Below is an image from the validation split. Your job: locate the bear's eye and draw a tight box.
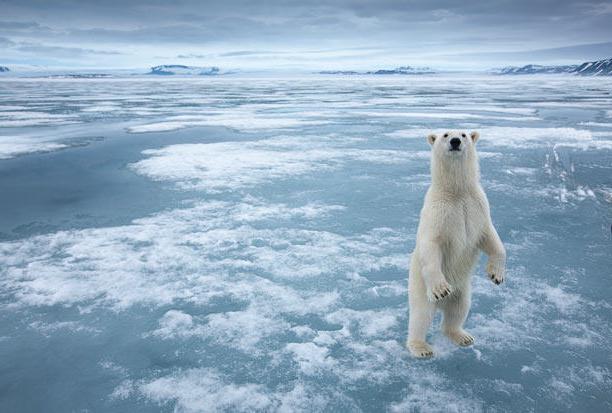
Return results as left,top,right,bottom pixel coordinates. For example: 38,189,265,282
461,133,466,138
443,133,449,138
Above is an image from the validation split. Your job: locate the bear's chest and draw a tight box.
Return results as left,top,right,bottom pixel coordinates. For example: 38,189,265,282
438,197,486,248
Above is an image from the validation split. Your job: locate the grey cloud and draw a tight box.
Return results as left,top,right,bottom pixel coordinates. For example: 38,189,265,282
16,43,123,57
439,41,612,63
177,53,211,59
0,37,17,48
219,51,278,57
0,20,43,30
1,37,124,59
0,1,611,68
178,47,385,60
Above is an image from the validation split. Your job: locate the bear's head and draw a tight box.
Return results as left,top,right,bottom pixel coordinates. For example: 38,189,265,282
426,130,480,191
427,130,479,158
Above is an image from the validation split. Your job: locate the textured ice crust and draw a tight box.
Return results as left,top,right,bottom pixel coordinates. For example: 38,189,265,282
1,75,611,411
131,135,429,191
388,127,612,150
1,199,401,310
0,139,68,159
1,74,611,159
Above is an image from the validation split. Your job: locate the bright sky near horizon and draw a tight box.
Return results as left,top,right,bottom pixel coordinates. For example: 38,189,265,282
1,0,612,70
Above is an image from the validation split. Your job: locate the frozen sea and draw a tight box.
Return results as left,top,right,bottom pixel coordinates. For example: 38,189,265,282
0,75,610,412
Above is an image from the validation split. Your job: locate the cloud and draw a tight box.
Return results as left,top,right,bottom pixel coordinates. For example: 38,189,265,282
0,20,49,32
1,1,612,68
438,41,612,64
0,37,16,48
220,50,276,57
15,42,123,57
177,53,211,59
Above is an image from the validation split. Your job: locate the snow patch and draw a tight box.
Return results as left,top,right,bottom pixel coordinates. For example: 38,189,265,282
131,135,427,192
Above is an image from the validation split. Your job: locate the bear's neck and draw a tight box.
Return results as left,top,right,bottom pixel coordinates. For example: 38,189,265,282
430,154,480,195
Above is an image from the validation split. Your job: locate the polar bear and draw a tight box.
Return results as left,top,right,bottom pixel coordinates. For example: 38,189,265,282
407,130,506,358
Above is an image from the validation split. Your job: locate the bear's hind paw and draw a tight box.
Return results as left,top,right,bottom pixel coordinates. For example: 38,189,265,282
445,330,475,347
407,341,434,358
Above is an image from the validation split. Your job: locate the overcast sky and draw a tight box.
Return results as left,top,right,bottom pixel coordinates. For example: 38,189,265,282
1,0,612,70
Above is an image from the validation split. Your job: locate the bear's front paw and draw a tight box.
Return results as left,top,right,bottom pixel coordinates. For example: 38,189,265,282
486,260,505,285
427,279,453,302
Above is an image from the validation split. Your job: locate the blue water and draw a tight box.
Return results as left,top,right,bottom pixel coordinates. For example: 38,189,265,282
0,75,610,412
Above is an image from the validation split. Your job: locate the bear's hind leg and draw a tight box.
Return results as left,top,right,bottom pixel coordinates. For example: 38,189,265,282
407,286,436,358
441,287,474,347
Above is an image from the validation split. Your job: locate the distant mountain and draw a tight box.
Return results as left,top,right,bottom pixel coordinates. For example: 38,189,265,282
0,66,10,73
497,64,577,74
368,66,435,75
45,73,114,78
574,58,612,75
318,70,360,75
148,65,220,75
496,58,612,76
319,66,436,75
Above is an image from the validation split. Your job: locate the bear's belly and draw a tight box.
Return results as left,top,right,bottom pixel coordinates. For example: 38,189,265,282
438,208,484,284
440,243,480,285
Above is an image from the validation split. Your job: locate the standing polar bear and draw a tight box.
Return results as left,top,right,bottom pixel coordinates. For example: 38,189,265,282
407,130,506,358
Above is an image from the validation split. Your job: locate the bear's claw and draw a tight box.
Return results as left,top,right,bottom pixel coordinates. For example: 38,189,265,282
486,260,505,285
445,330,475,347
407,341,434,358
428,279,453,302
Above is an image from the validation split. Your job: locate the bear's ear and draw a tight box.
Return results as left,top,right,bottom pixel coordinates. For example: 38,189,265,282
427,134,437,145
470,131,480,143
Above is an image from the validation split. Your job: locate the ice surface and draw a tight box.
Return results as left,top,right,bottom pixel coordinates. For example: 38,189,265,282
127,113,330,133
0,75,611,412
0,138,68,159
131,136,429,191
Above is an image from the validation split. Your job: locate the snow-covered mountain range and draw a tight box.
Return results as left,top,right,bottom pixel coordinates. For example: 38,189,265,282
497,58,612,75
367,66,435,75
2,59,611,77
319,66,436,75
318,70,360,75
148,65,220,75
573,58,612,75
497,64,576,74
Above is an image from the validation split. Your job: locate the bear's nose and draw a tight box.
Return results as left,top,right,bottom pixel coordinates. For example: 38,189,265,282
450,137,461,149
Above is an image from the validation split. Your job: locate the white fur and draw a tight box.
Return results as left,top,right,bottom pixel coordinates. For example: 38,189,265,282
407,130,506,358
